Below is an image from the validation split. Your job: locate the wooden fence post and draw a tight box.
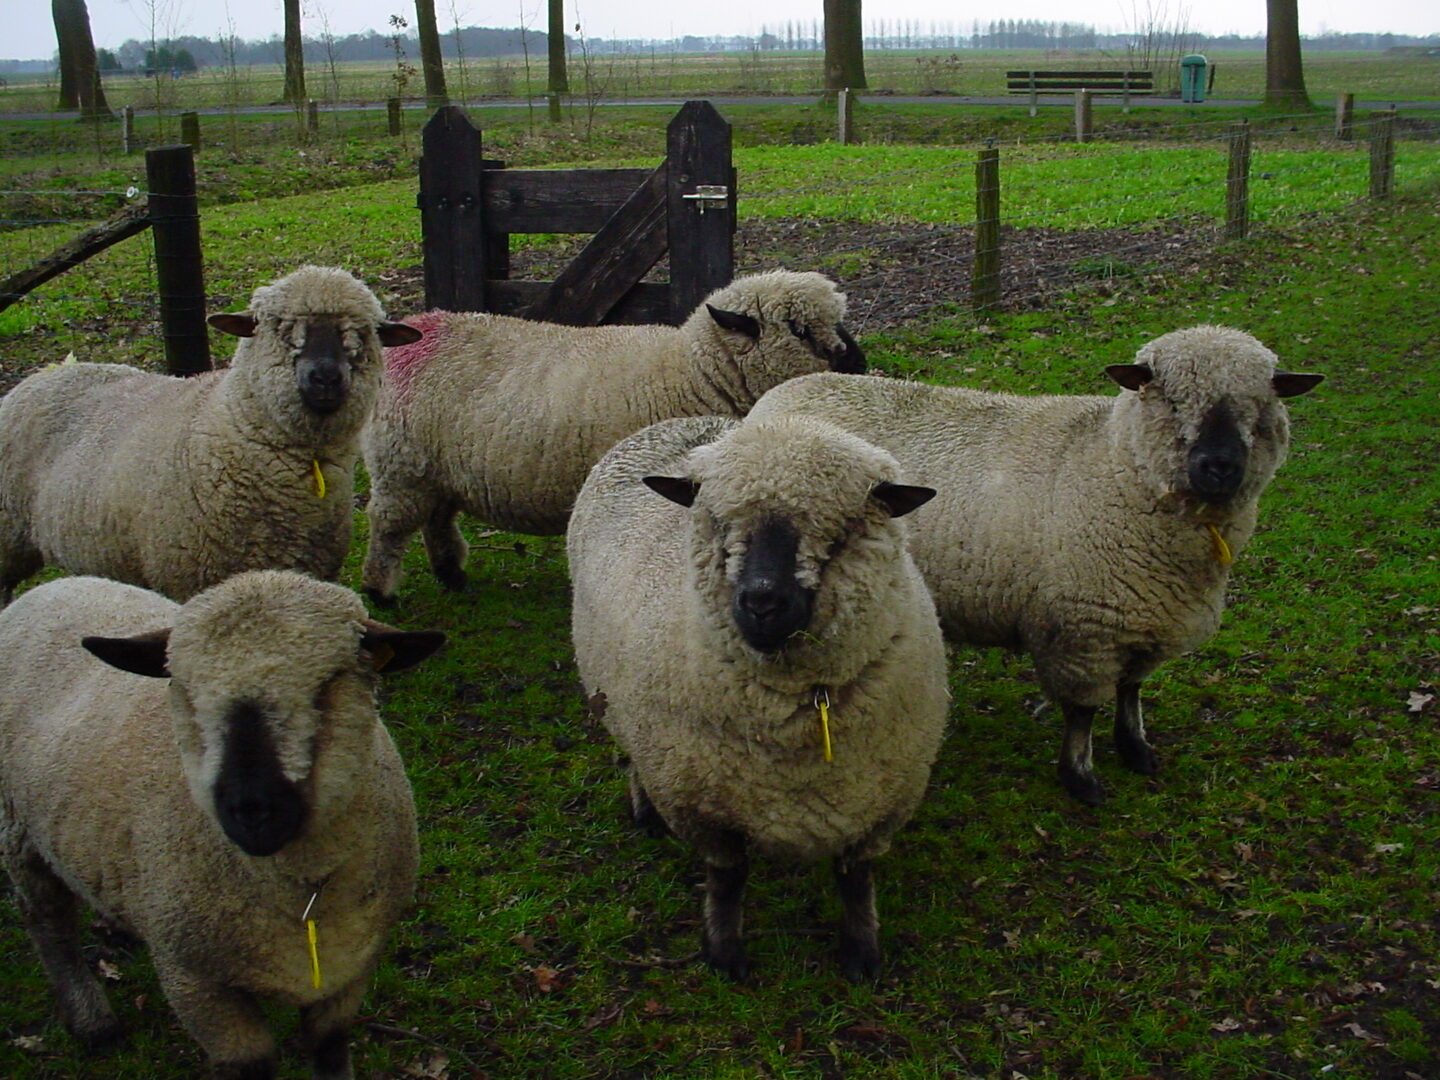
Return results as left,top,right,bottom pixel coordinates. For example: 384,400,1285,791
145,145,210,374
1335,93,1354,141
1225,119,1251,241
971,146,1001,310
388,97,402,136
837,88,854,145
420,106,487,312
1369,107,1396,199
307,99,320,134
180,111,200,151
121,105,135,153
1074,89,1092,144
666,100,734,324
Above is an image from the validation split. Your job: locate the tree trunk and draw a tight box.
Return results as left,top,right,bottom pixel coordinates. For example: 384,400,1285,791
547,0,568,94
283,0,306,104
823,0,867,93
52,0,112,119
415,0,448,107
1264,0,1310,108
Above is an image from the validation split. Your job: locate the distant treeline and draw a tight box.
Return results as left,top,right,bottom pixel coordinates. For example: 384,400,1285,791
3,21,1436,73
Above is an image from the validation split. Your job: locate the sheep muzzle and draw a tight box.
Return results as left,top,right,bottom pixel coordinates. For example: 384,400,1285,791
295,325,352,415
732,518,816,654
1185,402,1248,504
212,701,307,856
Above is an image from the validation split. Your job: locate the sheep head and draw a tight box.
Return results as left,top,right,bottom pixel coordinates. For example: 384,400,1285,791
1106,326,1323,513
81,571,443,858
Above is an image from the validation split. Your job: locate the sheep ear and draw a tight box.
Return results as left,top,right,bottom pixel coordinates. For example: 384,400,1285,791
873,482,936,518
1272,371,1324,398
360,623,447,673
643,475,700,507
207,313,257,338
706,304,760,340
378,322,423,347
82,629,172,678
1106,363,1153,391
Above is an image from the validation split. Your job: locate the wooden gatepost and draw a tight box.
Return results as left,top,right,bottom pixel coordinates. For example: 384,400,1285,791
418,100,735,325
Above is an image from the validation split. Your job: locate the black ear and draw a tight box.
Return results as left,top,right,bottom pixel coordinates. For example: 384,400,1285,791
1272,371,1324,398
873,482,936,518
360,624,447,673
1106,363,1153,391
643,475,701,507
82,629,172,678
706,304,760,340
378,322,423,347
207,312,258,338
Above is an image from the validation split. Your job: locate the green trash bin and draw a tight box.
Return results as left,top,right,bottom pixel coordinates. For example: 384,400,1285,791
1180,53,1209,103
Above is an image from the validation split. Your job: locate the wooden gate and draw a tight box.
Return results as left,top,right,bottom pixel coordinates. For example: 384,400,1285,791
418,100,735,326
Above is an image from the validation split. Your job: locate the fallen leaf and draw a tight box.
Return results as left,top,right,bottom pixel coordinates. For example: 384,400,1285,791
401,1050,450,1079
1406,691,1434,713
1373,842,1403,854
531,965,561,993
510,933,539,956
10,1035,45,1051
1211,1017,1243,1032
97,959,122,981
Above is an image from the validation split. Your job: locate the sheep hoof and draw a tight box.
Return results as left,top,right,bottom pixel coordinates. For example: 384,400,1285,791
1116,738,1159,776
73,1015,124,1053
211,1055,280,1080
363,587,398,610
1058,766,1105,806
702,940,751,982
433,567,469,593
837,941,882,983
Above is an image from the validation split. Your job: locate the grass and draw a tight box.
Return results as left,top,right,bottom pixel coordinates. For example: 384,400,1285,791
0,97,1439,1079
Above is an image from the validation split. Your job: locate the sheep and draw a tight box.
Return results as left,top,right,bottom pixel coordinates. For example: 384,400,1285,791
567,412,948,981
0,569,445,1079
748,325,1324,805
361,269,867,604
0,265,421,606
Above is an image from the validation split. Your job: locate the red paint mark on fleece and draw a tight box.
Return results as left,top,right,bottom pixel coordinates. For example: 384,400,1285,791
384,310,451,404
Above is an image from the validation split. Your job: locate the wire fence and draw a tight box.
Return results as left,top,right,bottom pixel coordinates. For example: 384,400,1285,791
1,103,1437,381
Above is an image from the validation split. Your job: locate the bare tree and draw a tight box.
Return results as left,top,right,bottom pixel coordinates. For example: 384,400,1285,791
1264,0,1310,107
415,0,449,106
52,0,113,119
283,0,305,104
547,0,567,94
823,0,866,93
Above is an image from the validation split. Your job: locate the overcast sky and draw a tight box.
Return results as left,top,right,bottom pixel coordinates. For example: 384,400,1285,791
12,0,1437,62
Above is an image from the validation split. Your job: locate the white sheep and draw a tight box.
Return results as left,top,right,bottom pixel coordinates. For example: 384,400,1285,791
0,265,420,606
0,570,444,1079
567,412,947,981
748,325,1324,805
362,269,866,604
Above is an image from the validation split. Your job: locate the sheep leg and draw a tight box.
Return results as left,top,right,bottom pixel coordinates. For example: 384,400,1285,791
152,956,277,1079
1057,701,1105,806
1113,680,1159,775
834,856,882,982
701,833,750,981
627,768,669,838
300,978,367,1080
420,500,469,593
362,487,433,605
0,543,43,610
8,848,122,1048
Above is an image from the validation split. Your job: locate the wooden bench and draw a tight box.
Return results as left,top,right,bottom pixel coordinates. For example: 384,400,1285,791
1006,70,1153,115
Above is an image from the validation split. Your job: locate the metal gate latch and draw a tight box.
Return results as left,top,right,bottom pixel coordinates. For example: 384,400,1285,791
682,184,730,214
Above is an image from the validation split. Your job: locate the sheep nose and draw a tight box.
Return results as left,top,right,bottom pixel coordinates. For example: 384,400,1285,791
1188,449,1247,502
738,583,789,620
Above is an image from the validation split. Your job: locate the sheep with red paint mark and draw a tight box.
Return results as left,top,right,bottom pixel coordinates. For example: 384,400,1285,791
567,412,947,983
361,270,866,605
749,325,1324,805
0,570,444,1079
0,266,420,605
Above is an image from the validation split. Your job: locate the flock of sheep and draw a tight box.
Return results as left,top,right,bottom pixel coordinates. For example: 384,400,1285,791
0,263,1321,1078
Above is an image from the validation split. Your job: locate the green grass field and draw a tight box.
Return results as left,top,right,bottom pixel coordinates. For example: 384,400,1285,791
0,86,1439,1080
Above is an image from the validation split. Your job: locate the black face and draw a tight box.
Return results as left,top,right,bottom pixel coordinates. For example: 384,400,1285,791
731,518,816,654
294,323,352,415
1186,402,1249,504
829,324,867,374
212,701,307,857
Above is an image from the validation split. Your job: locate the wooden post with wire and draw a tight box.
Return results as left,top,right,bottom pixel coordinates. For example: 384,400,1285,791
1074,89,1092,144
1368,107,1396,199
1224,119,1251,241
146,145,211,374
971,145,1001,310
1335,93,1354,141
837,88,854,145
180,111,200,151
387,98,402,136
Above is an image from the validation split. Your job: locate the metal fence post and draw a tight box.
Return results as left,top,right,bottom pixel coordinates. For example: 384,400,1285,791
145,145,211,374
1225,119,1251,241
972,145,1001,310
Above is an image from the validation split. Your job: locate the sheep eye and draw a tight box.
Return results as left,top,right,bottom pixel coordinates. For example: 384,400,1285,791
787,319,811,341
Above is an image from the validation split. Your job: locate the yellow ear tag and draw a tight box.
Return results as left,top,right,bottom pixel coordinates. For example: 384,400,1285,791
311,459,326,499
370,642,396,672
815,688,834,763
1207,524,1233,566
302,890,323,990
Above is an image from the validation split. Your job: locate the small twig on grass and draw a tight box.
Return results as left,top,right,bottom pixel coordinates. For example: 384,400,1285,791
363,1020,481,1069
608,949,702,969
